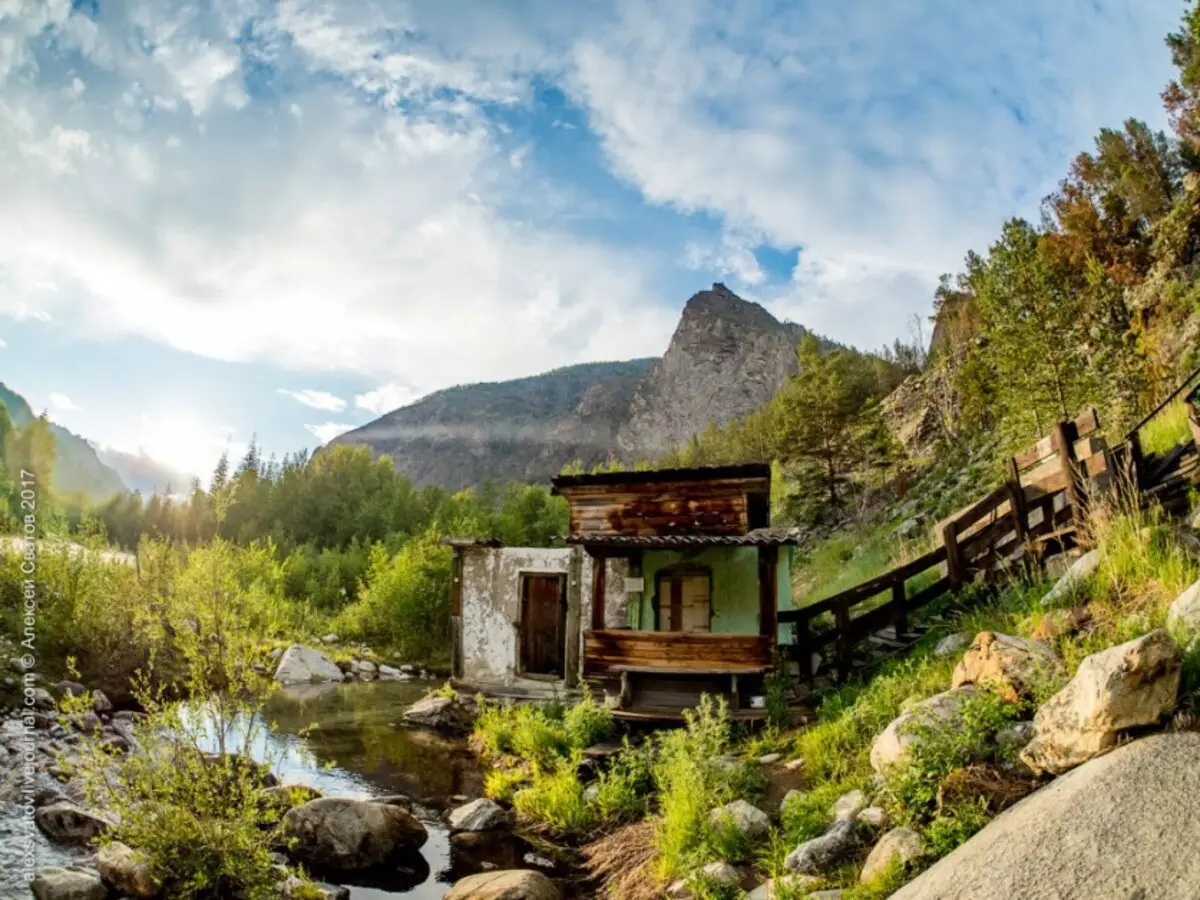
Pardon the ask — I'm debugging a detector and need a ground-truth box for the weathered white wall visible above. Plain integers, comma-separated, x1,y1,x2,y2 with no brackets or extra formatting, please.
459,546,628,688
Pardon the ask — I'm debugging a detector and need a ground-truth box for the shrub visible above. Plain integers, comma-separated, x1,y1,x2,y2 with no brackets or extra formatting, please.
882,687,1021,828
512,757,597,836
592,740,656,825
564,692,615,749
484,767,527,805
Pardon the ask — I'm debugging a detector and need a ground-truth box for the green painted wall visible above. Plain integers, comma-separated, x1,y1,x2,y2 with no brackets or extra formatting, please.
631,546,793,638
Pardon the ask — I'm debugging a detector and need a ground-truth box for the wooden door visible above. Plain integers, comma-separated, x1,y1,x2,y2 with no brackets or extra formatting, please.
520,573,566,676
661,573,711,633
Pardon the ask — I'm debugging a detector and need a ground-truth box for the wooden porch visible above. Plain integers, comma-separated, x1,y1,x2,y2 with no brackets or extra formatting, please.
584,630,774,720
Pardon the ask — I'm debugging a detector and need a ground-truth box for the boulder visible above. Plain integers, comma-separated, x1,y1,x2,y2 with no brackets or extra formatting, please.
779,789,805,814
30,867,107,900
950,632,1063,702
34,802,114,844
709,798,770,841
858,806,886,828
449,798,509,832
279,876,350,899
322,634,340,644
358,660,377,674
32,687,56,710
1167,580,1200,641
274,645,345,685
281,797,428,871
870,687,976,774
860,827,923,883
1020,630,1181,775
832,789,867,822
91,690,113,715
785,819,859,873
1041,549,1101,606
53,680,87,699
892,733,1200,899
378,664,402,679
698,861,738,885
933,632,972,658
96,841,161,897
757,752,783,765
404,694,473,733
443,869,562,900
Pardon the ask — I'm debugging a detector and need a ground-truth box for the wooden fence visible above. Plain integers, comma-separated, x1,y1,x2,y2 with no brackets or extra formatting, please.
780,408,1121,683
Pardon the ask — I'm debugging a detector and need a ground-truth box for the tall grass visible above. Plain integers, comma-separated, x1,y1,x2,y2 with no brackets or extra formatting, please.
1139,400,1192,456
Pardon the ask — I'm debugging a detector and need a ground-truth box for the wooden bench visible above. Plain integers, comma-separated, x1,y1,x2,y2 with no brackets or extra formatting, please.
607,663,768,712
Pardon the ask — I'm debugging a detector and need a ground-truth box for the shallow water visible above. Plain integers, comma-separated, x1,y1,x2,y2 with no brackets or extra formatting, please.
5,681,567,898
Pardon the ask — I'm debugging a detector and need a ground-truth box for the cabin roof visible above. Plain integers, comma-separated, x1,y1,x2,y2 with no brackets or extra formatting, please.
551,462,771,493
565,527,797,549
440,536,505,548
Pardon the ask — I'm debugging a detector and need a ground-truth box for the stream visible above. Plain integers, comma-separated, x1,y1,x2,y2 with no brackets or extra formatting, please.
2,680,572,898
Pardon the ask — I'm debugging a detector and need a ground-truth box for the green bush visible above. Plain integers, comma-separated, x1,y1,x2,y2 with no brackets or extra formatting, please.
331,528,452,660
591,739,655,824
563,692,615,749
512,757,597,836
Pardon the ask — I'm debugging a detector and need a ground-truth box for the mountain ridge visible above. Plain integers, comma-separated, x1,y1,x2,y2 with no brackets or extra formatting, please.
333,284,813,488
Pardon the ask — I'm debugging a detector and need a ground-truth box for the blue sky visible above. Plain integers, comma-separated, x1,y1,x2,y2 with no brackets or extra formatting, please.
0,0,1183,481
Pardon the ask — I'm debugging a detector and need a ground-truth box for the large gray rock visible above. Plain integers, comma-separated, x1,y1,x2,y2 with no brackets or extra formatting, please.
892,733,1200,899
279,877,350,900
1021,630,1180,775
870,687,976,774
933,632,972,658
96,841,161,897
30,867,106,900
1167,580,1200,641
831,789,867,822
1041,549,1101,605
951,632,1063,702
860,827,923,883
281,797,427,871
274,645,345,685
444,869,561,900
34,802,115,844
448,798,509,832
708,798,770,841
403,694,473,733
784,819,859,873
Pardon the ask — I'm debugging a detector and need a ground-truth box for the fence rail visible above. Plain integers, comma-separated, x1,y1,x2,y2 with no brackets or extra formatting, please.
780,407,1125,683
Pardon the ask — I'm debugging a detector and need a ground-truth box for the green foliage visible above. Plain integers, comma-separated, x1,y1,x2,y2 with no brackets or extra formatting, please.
484,767,527,805
1139,400,1193,455
920,796,993,860
331,529,452,659
512,757,598,836
764,653,793,730
591,740,655,824
881,688,1021,828
564,691,616,749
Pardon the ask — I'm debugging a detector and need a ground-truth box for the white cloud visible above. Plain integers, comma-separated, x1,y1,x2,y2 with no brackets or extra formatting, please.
354,382,419,416
277,388,347,412
566,0,1181,348
0,0,675,400
305,422,355,443
48,392,79,411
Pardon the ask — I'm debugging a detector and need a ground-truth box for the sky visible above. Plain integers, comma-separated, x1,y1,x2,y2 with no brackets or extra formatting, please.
0,0,1184,481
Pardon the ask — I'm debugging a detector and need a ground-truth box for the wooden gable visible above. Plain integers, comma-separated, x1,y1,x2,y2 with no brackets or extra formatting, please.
552,465,771,539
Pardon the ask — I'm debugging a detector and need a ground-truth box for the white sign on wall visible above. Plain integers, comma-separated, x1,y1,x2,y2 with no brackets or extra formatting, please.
624,577,645,593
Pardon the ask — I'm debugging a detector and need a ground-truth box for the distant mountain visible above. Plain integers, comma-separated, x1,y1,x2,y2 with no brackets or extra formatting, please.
0,383,125,498
97,448,195,497
333,284,814,489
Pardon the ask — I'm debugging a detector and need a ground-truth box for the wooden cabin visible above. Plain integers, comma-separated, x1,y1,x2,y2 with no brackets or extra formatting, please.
551,464,797,720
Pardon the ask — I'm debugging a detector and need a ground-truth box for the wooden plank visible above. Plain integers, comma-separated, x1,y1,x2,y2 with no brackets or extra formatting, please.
959,517,1016,562
785,546,948,620
1014,409,1099,470
564,547,582,688
907,576,952,610
1054,419,1083,528
610,664,768,674
835,601,852,684
591,553,607,630
948,486,1011,533
944,519,964,587
758,544,779,640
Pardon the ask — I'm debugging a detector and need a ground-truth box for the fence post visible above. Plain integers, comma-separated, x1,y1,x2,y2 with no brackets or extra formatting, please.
793,615,813,684
943,519,964,588
1053,419,1084,533
891,579,908,638
835,602,852,684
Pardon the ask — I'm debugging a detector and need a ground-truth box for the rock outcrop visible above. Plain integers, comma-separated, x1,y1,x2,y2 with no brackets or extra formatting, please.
403,693,474,733
1167,580,1200,640
891,733,1200,899
34,802,114,844
870,687,976,774
709,798,770,841
281,797,428,871
950,632,1063,702
29,867,107,900
1020,630,1180,775
785,819,859,873
448,798,509,833
96,842,161,898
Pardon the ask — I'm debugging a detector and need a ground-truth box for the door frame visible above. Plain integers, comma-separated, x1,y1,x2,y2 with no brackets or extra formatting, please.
518,571,568,679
